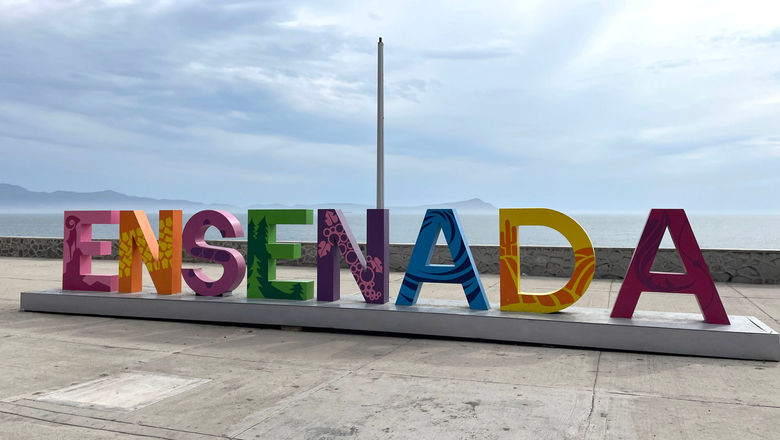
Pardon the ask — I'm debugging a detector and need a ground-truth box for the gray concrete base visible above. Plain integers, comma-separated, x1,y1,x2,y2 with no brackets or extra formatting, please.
20,289,780,361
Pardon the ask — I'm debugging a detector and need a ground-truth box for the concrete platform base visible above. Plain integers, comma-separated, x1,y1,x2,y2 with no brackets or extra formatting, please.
20,289,780,361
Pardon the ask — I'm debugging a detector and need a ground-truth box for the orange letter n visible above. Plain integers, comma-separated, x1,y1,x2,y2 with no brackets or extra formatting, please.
118,210,182,294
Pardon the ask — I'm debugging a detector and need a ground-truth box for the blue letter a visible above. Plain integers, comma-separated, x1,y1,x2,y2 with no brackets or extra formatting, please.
396,209,489,310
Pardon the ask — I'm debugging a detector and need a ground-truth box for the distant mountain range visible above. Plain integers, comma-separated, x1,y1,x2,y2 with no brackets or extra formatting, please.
0,183,497,213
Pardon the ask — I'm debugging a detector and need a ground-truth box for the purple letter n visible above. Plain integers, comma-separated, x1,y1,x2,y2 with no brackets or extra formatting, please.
317,209,389,304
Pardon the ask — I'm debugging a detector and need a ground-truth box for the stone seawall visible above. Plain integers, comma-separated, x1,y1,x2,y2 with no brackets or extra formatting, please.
2,236,779,284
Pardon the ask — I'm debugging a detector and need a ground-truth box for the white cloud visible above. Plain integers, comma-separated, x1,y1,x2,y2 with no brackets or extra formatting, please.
0,0,778,211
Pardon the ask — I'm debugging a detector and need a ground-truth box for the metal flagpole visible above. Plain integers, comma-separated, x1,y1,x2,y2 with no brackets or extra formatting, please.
377,37,384,210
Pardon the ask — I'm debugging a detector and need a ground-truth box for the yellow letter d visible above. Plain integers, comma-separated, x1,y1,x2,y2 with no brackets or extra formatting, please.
500,208,595,313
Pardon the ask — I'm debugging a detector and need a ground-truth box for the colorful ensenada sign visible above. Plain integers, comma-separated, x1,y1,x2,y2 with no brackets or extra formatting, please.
17,38,777,361
31,206,774,361
62,207,729,318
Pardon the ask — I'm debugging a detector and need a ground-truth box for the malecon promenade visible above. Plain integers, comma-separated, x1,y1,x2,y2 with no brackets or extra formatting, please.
1,252,779,439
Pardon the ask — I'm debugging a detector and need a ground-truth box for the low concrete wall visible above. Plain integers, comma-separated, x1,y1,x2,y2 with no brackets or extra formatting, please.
2,236,779,284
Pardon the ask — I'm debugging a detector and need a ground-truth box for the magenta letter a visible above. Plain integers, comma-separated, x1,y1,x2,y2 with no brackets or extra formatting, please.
611,209,730,325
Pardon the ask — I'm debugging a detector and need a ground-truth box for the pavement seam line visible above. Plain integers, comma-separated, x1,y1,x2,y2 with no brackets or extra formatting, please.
0,406,186,440
169,331,275,356
584,351,602,435
227,370,355,439
740,295,777,325
2,324,257,356
352,337,414,374
2,400,226,439
349,368,593,391
0,330,179,355
602,390,780,409
726,284,746,298
167,350,351,373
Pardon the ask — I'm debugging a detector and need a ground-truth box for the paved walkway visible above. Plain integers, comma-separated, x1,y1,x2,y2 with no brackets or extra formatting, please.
1,257,779,439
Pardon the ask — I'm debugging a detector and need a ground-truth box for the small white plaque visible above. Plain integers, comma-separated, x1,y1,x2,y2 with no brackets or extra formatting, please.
37,372,209,411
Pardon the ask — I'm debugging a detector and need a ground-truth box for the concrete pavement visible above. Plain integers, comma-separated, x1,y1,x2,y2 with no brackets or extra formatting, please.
1,257,779,439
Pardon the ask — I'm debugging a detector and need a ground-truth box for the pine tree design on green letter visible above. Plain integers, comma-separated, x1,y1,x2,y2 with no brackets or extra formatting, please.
246,210,314,300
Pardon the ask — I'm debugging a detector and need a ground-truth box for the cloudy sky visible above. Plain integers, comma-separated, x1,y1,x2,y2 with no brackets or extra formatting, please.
1,0,779,212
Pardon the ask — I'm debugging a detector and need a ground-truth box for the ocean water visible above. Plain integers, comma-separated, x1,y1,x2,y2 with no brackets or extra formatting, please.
1,212,778,249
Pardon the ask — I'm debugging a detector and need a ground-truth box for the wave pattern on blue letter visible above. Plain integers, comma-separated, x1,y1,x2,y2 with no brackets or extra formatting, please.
396,209,489,310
